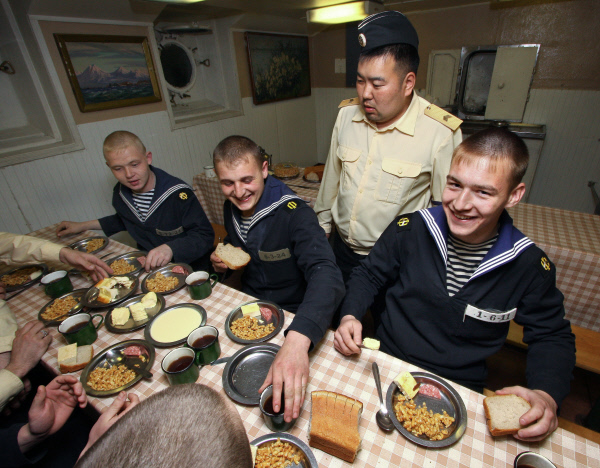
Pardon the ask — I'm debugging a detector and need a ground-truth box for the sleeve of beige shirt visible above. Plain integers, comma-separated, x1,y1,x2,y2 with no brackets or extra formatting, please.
0,232,63,264
0,300,17,354
430,128,463,203
314,114,343,234
0,368,25,412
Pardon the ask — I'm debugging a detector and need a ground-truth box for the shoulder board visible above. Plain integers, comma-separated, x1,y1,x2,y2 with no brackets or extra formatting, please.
283,199,301,213
395,213,414,232
535,253,554,278
338,97,360,108
424,104,462,131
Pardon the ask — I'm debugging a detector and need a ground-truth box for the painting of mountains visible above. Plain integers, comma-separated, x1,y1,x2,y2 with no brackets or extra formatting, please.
54,34,161,112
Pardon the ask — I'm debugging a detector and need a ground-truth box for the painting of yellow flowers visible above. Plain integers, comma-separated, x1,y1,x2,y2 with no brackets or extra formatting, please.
245,32,311,105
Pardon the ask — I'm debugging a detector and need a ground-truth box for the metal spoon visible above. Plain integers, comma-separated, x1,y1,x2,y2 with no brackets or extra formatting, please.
372,362,395,432
106,350,152,379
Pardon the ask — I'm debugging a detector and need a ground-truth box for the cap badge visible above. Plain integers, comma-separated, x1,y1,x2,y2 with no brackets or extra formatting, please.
358,33,366,48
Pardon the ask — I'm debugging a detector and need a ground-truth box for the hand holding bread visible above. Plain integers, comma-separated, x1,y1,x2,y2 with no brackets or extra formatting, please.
211,243,251,272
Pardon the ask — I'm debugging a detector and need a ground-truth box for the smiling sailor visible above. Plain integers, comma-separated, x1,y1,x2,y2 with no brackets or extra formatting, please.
334,127,575,443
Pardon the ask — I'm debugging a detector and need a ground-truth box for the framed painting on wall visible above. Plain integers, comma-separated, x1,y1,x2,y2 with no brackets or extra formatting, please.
54,34,162,112
245,32,311,105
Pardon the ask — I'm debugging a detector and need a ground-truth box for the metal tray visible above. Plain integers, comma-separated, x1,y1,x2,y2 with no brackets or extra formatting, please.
140,263,191,295
80,339,155,397
81,274,139,309
386,372,467,448
105,251,147,276
38,288,87,326
225,300,284,344
68,236,109,254
105,293,166,334
251,432,318,468
222,343,280,406
144,303,206,347
0,263,47,292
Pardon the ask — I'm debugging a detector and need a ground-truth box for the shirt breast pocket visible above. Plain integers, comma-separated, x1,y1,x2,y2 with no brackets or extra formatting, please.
336,145,361,190
260,253,298,286
376,159,421,205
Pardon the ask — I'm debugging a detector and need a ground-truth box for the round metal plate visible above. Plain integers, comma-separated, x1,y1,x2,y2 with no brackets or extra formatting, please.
0,263,47,292
80,339,155,398
81,274,139,309
224,300,284,344
105,293,166,334
222,343,280,406
386,372,467,448
105,251,147,276
302,175,321,184
38,288,87,326
141,263,191,295
68,236,109,255
251,432,318,468
144,303,206,347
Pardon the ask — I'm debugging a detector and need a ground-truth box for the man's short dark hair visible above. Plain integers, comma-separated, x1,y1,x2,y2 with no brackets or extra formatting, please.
76,384,252,468
359,43,420,76
453,127,529,189
213,135,263,168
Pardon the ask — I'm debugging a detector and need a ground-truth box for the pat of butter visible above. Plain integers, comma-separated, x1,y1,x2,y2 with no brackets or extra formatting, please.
241,303,261,318
141,292,157,308
112,307,130,326
130,302,148,321
395,371,420,400
362,337,380,350
30,270,42,280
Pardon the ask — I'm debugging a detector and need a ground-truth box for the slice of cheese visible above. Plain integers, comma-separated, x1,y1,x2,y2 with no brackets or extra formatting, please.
130,302,148,321
111,307,130,326
395,371,420,400
113,276,134,288
362,338,380,350
241,303,261,318
141,292,158,308
58,343,77,364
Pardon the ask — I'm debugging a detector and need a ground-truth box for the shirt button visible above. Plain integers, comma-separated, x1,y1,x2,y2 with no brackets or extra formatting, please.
351,216,356,221
368,160,372,165
398,169,403,175
359,189,363,194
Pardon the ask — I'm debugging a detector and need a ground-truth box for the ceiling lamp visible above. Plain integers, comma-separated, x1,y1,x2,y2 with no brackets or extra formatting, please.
142,0,204,4
307,1,383,24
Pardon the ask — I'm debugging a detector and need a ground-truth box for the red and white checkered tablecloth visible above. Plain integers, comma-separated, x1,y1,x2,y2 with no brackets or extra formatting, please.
7,225,599,468
508,203,600,332
192,169,320,225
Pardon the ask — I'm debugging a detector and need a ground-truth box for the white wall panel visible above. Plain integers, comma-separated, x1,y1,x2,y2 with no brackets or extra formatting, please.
314,88,355,163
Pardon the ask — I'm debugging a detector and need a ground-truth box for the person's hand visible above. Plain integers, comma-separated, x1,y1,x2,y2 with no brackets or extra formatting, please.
56,221,86,238
259,331,311,423
0,283,5,299
494,386,558,441
145,244,173,271
210,251,228,273
6,321,52,379
80,391,140,457
333,315,363,356
59,248,113,282
17,375,86,454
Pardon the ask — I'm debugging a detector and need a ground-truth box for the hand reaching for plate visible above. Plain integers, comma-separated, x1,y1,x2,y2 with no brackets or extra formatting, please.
145,245,173,271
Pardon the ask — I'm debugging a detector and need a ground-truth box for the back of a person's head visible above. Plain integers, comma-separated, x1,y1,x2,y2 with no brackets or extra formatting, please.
453,127,529,189
103,130,146,157
213,135,262,168
77,384,252,468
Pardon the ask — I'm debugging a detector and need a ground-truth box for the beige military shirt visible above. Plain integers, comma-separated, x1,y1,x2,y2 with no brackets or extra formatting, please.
315,93,462,255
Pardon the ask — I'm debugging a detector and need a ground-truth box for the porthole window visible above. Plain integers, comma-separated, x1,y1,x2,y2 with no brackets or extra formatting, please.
159,39,196,94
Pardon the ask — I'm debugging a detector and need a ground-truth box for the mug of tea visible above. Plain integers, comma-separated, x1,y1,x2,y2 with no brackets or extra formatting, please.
162,347,199,385
514,452,557,468
186,271,218,300
259,385,297,432
187,326,220,365
58,313,103,346
41,271,73,298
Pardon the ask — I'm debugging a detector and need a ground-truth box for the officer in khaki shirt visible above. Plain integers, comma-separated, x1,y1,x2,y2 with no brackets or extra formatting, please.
315,11,462,292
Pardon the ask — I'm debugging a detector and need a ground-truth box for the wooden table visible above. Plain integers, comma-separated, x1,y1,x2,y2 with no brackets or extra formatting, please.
193,169,321,225
508,203,600,333
7,225,600,468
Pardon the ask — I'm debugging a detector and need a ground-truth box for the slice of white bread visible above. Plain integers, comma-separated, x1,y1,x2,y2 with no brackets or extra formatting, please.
58,344,94,373
309,390,362,463
215,243,251,270
483,394,531,436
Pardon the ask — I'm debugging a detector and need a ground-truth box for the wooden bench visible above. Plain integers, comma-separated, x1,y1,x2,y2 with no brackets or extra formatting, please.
506,321,600,374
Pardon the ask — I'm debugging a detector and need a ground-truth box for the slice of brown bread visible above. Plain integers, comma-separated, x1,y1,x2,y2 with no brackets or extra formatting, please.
59,345,94,373
215,243,251,270
309,390,362,462
484,394,531,436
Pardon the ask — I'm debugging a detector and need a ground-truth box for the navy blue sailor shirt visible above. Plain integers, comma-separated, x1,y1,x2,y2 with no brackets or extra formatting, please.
222,175,345,348
342,205,575,407
98,166,214,268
